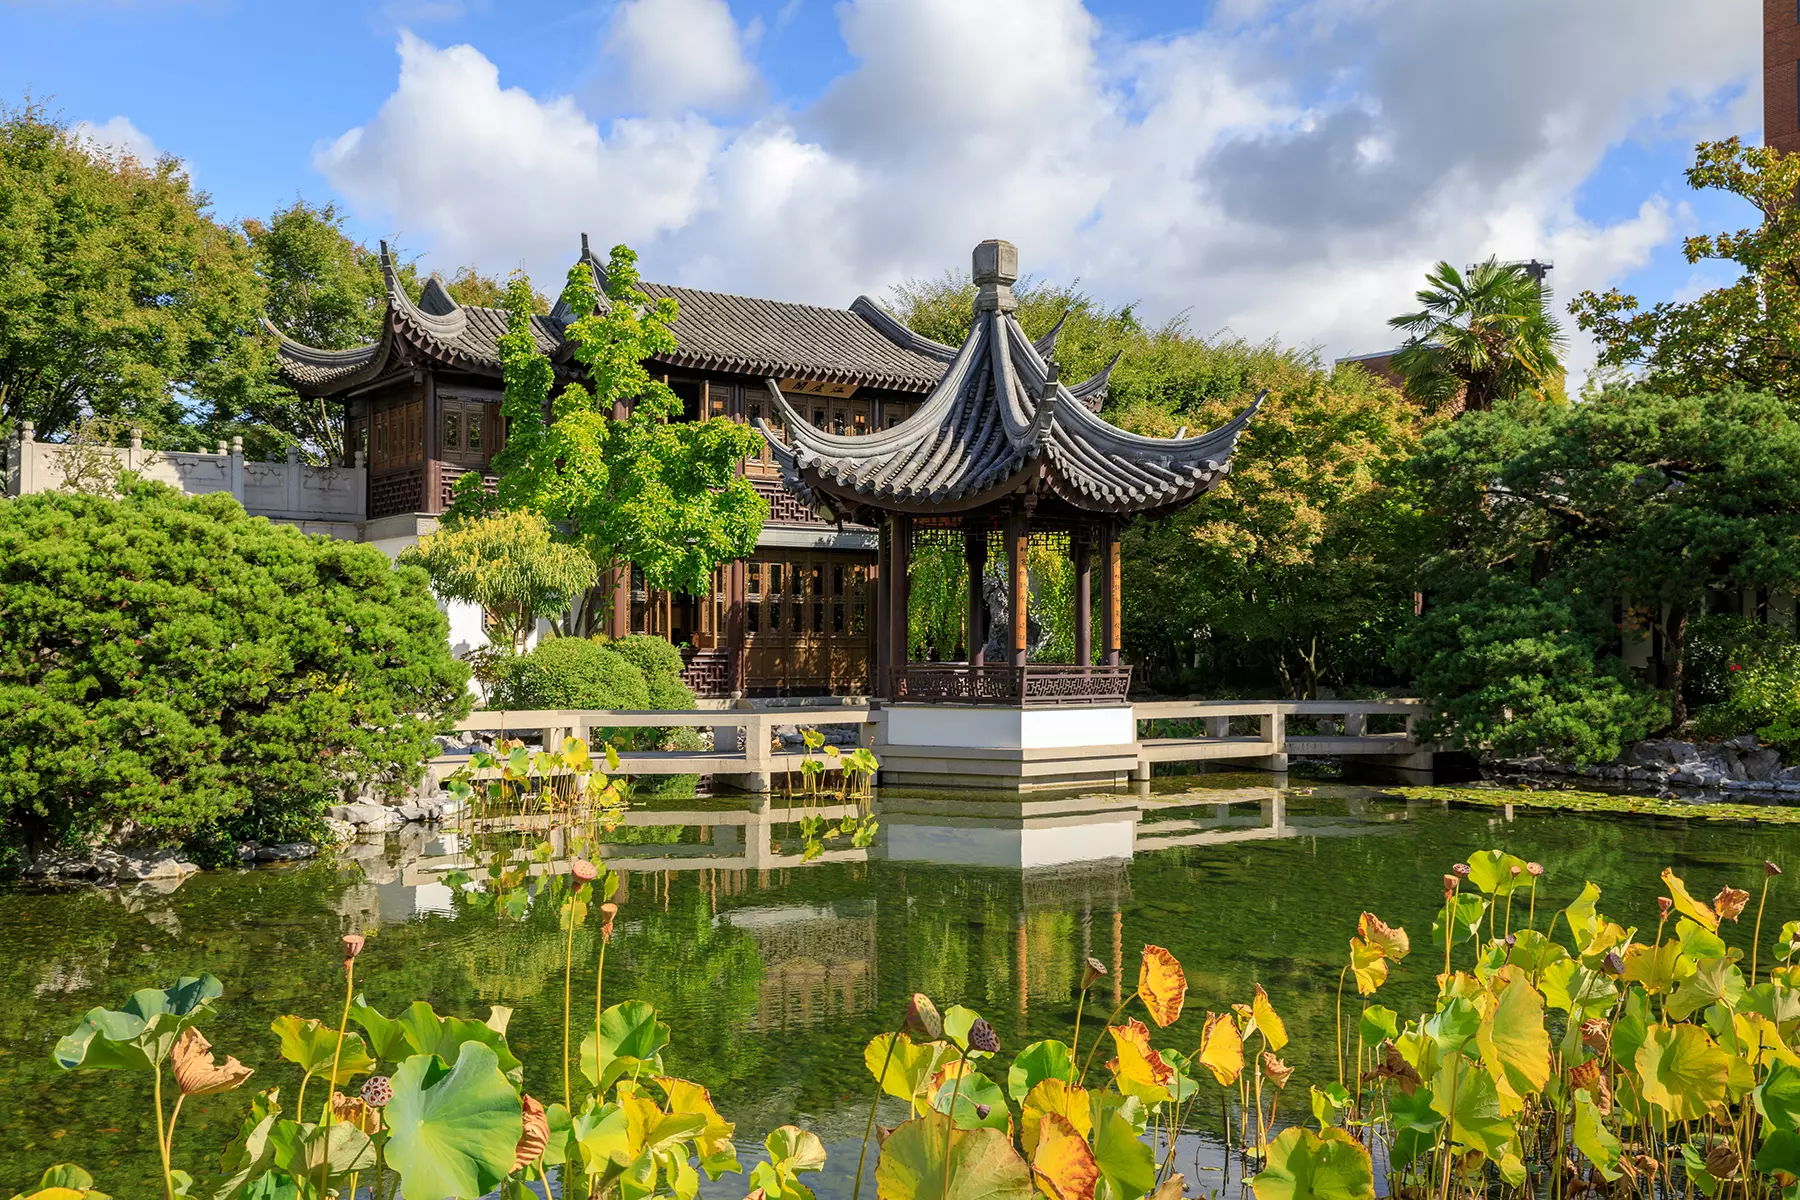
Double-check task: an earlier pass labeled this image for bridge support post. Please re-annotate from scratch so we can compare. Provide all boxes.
[1251,711,1289,773]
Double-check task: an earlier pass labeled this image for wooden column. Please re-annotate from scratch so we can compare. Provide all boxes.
[888,514,912,687]
[1007,505,1028,669]
[874,521,890,696]
[423,370,442,513]
[965,530,988,665]
[1101,522,1122,668]
[608,564,630,638]
[726,559,747,693]
[1073,533,1092,667]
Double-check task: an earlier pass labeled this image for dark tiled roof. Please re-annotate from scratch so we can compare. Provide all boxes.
[271,241,953,397]
[761,303,1258,518]
[638,283,950,392]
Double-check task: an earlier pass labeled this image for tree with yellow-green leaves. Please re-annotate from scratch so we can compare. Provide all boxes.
[400,511,598,655]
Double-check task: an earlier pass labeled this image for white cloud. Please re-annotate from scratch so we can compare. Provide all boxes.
[605,0,761,115]
[72,115,160,163]
[316,0,1760,378]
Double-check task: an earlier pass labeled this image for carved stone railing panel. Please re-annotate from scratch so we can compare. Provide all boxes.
[889,663,1131,707]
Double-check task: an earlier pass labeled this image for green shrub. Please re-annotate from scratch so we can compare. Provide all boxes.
[0,480,471,860]
[603,634,697,709]
[493,637,651,711]
[1693,651,1800,757]
[1685,613,1799,711]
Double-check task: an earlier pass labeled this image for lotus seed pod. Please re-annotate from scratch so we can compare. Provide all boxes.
[361,1075,393,1108]
[572,859,598,882]
[1768,860,1784,877]
[903,993,943,1041]
[1080,957,1109,989]
[967,1018,1000,1054]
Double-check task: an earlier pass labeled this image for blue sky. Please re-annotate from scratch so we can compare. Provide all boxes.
[1,0,1763,374]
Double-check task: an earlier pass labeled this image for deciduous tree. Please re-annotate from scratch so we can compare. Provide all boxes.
[400,510,598,654]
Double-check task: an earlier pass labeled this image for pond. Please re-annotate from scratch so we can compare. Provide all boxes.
[3,775,1794,1197]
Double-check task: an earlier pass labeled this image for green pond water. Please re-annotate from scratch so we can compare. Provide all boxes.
[3,775,1796,1197]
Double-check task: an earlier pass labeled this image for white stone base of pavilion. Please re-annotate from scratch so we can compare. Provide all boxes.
[874,704,1140,791]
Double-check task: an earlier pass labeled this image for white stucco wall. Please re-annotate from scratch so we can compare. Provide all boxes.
[883,704,1136,750]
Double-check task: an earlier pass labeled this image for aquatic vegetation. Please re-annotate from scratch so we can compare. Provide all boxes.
[787,728,880,859]
[1386,784,1800,825]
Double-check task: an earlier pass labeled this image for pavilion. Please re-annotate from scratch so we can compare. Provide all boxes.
[759,239,1259,788]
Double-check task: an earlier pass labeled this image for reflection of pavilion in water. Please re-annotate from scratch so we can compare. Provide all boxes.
[362,788,1397,1029]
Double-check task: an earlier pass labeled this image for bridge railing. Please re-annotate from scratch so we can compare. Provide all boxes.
[1133,698,1431,772]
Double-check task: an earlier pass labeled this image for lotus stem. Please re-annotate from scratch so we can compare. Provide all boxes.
[1335,963,1350,1088]
[941,1048,972,1200]
[593,938,608,1097]
[1503,890,1514,939]
[152,1065,175,1200]
[1753,875,1773,984]
[1077,995,1135,1086]
[853,1024,905,1200]
[1070,988,1088,1070]
[563,895,577,1111]
[321,957,357,1125]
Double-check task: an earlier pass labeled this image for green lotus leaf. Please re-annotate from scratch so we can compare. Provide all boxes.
[1539,959,1616,1018]
[1464,850,1531,897]
[1679,1143,1724,1199]
[1756,1061,1800,1129]
[1475,969,1551,1112]
[571,1101,633,1187]
[1007,1040,1073,1102]
[1572,1093,1620,1181]
[1755,1129,1800,1177]
[1428,1054,1515,1162]
[1358,1006,1398,1046]
[1431,895,1486,948]
[385,1043,523,1200]
[580,1000,671,1091]
[262,1118,377,1178]
[1503,930,1567,976]
[1668,957,1747,1022]
[1091,1104,1156,1200]
[1742,982,1800,1025]
[542,1101,575,1168]
[864,1033,952,1106]
[1422,998,1481,1055]
[1636,1023,1730,1123]
[930,1071,1011,1132]
[1677,918,1730,962]
[269,1016,375,1085]
[1610,989,1653,1070]
[1310,1084,1352,1129]
[11,1163,111,1200]
[1250,1126,1375,1200]
[752,1123,828,1200]
[1385,1086,1443,1170]
[875,1110,1034,1200]
[53,976,223,1072]
[1564,883,1603,951]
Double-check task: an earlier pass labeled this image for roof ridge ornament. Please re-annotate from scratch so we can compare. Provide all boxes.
[1030,361,1060,450]
[972,239,1019,315]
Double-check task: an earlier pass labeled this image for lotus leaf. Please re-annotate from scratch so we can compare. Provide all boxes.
[1007,1041,1073,1102]
[875,1110,1035,1200]
[1358,1006,1398,1045]
[1422,997,1481,1055]
[582,1000,672,1091]
[1385,1085,1443,1169]
[1755,1130,1800,1178]
[1475,969,1551,1113]
[1572,1093,1621,1180]
[931,1070,1011,1133]
[1311,1083,1351,1128]
[1637,1023,1730,1122]
[1251,986,1289,1052]
[1621,940,1683,996]
[1432,895,1486,949]
[654,1076,739,1177]
[1663,868,1720,933]
[261,1119,378,1179]
[866,1033,954,1108]
[1465,851,1531,897]
[1538,958,1614,1019]
[944,1006,995,1058]
[1668,957,1748,1022]
[618,1089,707,1158]
[384,1043,523,1200]
[571,1101,634,1188]
[1030,1113,1098,1200]
[1357,913,1409,960]
[1349,939,1387,996]
[1135,946,1187,1028]
[1677,918,1730,962]
[1089,1105,1156,1200]
[1564,883,1603,951]
[1756,1060,1800,1128]
[53,976,223,1072]
[8,1164,110,1200]
[269,1016,376,1086]
[1105,1020,1174,1106]
[1428,1054,1515,1162]
[1020,1079,1090,1155]
[1250,1127,1375,1200]
[1610,989,1652,1070]
[1197,1012,1244,1086]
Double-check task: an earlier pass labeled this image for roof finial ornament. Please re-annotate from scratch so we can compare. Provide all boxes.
[972,239,1019,315]
[581,232,591,259]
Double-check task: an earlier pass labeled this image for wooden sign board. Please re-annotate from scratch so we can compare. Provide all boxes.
[779,377,859,399]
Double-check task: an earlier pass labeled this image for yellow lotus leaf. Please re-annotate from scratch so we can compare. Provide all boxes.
[1359,913,1410,961]
[1021,1078,1091,1156]
[655,1076,737,1171]
[1349,938,1388,996]
[1136,945,1188,1028]
[1622,940,1683,996]
[931,1058,975,1094]
[1476,968,1551,1115]
[1581,921,1632,964]
[1714,886,1750,923]
[1197,1012,1245,1086]
[1662,868,1719,933]
[1636,1023,1729,1122]
[1030,1112,1099,1200]
[1252,985,1289,1052]
[1107,1019,1175,1103]
[1734,1014,1800,1070]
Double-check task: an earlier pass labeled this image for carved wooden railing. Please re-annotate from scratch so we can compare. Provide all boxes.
[889,663,1133,707]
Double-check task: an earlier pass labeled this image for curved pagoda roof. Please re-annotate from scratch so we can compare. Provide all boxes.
[267,238,947,397]
[758,240,1260,522]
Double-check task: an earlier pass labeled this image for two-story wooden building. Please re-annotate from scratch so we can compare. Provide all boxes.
[268,238,985,698]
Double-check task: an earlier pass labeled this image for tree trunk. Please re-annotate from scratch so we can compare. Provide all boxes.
[1666,602,1691,730]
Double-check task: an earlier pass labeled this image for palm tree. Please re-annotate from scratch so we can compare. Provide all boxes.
[1387,258,1565,413]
